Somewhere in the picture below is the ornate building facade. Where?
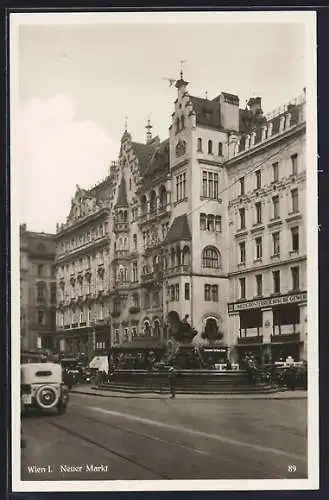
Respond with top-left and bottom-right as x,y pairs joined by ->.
54,72 -> 307,363
20,224 -> 57,351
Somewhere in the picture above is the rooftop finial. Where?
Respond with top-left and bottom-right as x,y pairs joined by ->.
180,59 -> 186,80
146,116 -> 153,144
124,116 -> 128,131
205,90 -> 208,100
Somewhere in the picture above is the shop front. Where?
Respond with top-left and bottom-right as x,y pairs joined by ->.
228,291 -> 307,365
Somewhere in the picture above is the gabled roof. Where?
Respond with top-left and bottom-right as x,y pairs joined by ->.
163,214 -> 191,245
131,138 -> 159,175
189,96 -> 222,129
115,176 -> 128,208
142,139 -> 170,187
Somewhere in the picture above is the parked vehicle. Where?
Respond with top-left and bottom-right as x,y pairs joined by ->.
21,362 -> 69,415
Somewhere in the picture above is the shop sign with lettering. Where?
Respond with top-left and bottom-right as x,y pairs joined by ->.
228,292 -> 307,313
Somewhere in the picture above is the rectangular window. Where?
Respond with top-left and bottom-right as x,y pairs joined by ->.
184,283 -> 190,300
207,215 -> 214,231
255,202 -> 262,224
291,189 -> 299,213
239,278 -> 246,299
202,172 -> 208,197
37,310 -> 44,326
239,208 -> 246,229
239,241 -> 246,263
272,270 -> 280,294
214,173 -> 219,199
176,172 -> 186,201
215,216 -> 222,232
38,265 -> 44,277
255,170 -> 261,189
144,292 -> 150,309
255,237 -> 262,259
175,284 -> 180,301
200,213 -> 207,230
170,286 -> 175,302
272,162 -> 279,182
132,262 -> 138,282
204,284 -> 211,301
239,177 -> 245,196
291,154 -> 298,175
291,227 -> 299,252
211,285 -> 218,302
272,232 -> 280,256
272,196 -> 280,219
133,234 -> 137,251
291,266 -> 300,290
202,171 -> 219,199
255,274 -> 262,297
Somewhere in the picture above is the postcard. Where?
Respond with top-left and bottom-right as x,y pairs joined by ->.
10,10 -> 318,492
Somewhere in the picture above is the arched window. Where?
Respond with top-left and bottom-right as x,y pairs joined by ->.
202,246 -> 221,269
153,319 -> 161,337
205,318 -> 219,338
208,140 -> 213,154
170,248 -> 176,267
197,138 -> 203,152
182,245 -> 191,266
181,115 -> 185,130
149,190 -> 157,214
143,320 -> 151,336
159,185 -> 167,209
141,195 -> 147,216
218,142 -> 223,156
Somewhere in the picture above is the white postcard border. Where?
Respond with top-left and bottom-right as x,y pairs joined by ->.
10,10 -> 319,492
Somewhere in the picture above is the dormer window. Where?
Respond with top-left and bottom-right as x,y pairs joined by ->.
208,140 -> 213,154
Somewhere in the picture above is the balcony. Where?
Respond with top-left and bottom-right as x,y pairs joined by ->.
237,335 -> 263,345
138,204 -> 171,225
114,280 -> 130,290
114,222 -> 129,232
271,332 -> 300,343
164,264 -> 191,277
286,211 -> 302,223
129,306 -> 140,314
141,271 -> 155,283
113,250 -> 130,260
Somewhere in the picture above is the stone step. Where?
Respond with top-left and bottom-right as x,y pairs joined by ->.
97,383 -> 277,395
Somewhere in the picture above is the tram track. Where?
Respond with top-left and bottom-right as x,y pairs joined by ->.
44,418 -> 169,480
58,408 -> 285,479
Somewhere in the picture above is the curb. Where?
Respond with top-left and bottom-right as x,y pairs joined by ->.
70,389 -> 307,401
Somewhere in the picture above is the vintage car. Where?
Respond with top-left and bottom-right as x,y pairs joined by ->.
21,362 -> 69,415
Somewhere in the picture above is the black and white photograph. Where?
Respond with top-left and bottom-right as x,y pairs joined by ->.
10,10 -> 318,492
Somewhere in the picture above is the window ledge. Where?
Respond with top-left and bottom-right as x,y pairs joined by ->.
253,258 -> 263,264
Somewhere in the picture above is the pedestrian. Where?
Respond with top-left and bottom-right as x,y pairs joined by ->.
168,366 -> 176,399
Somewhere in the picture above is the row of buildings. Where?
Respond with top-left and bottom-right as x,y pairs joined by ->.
21,72 -> 307,365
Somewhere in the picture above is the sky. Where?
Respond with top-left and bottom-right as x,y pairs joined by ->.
14,13 -> 308,233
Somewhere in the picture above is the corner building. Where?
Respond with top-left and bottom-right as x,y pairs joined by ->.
55,73 -> 307,363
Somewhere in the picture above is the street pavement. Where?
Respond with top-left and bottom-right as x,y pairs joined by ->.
21,392 -> 307,481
